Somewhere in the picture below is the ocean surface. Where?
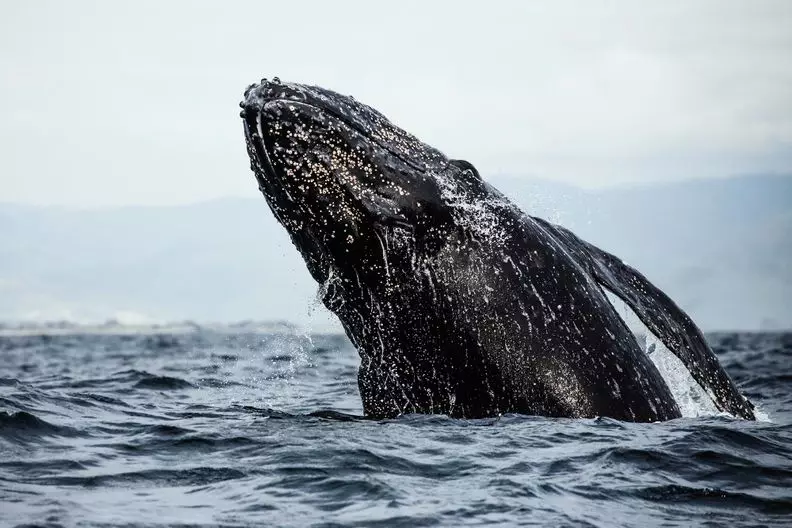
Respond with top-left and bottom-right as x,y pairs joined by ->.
1,328 -> 790,527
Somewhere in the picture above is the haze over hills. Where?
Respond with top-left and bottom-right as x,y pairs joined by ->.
1,174 -> 789,331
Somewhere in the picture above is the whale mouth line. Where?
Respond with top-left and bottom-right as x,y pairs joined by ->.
245,113 -> 409,242
246,106 -> 326,202
247,112 -> 327,211
244,112 -> 276,192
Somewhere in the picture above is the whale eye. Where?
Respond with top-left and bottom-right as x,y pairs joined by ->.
448,159 -> 482,181
447,159 -> 486,196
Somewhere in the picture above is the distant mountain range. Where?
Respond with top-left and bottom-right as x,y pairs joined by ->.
1,174 -> 790,330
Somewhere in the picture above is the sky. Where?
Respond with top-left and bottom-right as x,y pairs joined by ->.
1,1 -> 791,207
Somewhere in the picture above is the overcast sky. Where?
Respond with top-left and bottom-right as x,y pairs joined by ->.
1,1 -> 790,207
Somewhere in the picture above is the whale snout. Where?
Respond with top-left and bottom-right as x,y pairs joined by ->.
239,77 -> 311,119
239,78 -> 274,124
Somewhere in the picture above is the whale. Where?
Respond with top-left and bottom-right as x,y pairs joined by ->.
239,78 -> 755,422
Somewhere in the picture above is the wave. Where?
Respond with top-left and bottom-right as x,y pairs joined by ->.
34,467 -> 246,488
1,331 -> 789,527
0,411 -> 82,441
133,376 -> 196,390
635,485 -> 792,515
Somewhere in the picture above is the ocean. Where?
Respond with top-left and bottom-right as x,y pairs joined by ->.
1,328 -> 790,527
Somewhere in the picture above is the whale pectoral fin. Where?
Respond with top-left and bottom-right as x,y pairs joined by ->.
533,217 -> 756,420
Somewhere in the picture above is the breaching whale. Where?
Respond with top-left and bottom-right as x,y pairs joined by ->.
239,78 -> 755,422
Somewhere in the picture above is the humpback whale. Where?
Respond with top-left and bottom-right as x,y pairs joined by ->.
239,78 -> 755,422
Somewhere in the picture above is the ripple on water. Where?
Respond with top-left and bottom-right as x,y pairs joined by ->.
0,331 -> 790,527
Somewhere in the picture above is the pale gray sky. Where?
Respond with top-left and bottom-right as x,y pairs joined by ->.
1,1 -> 790,206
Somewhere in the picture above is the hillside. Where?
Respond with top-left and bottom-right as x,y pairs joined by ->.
1,175 -> 789,330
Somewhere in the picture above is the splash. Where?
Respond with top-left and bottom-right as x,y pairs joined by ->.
605,291 -> 728,418
434,169 -> 509,244
644,335 -> 721,418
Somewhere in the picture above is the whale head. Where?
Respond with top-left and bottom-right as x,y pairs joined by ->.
240,78 -> 485,285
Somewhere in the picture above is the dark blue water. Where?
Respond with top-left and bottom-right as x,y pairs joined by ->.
1,329 -> 790,527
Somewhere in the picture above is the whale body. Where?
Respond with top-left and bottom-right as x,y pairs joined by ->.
239,78 -> 755,422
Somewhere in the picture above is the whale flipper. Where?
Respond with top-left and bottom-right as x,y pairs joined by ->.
533,217 -> 755,420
